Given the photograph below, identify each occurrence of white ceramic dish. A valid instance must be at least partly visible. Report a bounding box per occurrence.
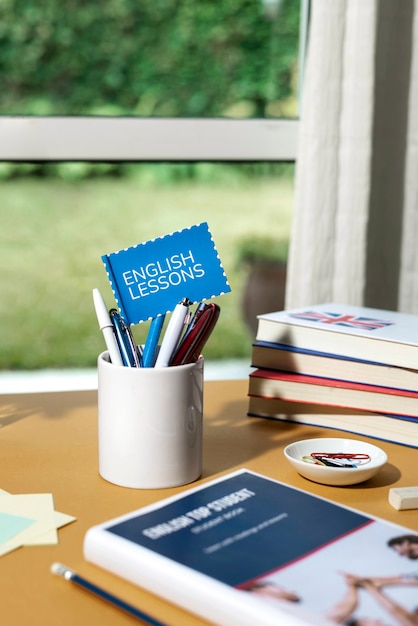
[284,437,387,486]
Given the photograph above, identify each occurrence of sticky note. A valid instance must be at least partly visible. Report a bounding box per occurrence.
[0,493,57,556]
[0,488,76,556]
[26,510,76,545]
[0,512,35,543]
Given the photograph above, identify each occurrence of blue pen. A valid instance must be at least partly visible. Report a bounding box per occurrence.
[141,314,165,367]
[109,309,141,368]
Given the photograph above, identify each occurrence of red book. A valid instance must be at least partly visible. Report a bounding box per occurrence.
[248,368,418,418]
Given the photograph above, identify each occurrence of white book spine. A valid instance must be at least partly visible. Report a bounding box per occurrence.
[83,527,322,626]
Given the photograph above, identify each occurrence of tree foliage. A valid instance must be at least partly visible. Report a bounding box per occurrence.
[0,0,300,118]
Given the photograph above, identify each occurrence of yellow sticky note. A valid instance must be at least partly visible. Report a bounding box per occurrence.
[25,510,76,546]
[0,489,77,555]
[0,493,57,556]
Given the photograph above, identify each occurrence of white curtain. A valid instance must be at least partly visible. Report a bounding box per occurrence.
[285,0,418,313]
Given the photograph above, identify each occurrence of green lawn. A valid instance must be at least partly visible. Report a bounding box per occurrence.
[1,166,293,369]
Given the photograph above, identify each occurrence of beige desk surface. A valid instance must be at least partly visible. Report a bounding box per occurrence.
[1,379,417,626]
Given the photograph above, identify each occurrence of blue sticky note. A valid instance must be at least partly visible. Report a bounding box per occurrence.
[0,512,35,544]
[102,222,231,325]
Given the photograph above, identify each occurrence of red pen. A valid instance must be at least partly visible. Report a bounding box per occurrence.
[170,303,220,366]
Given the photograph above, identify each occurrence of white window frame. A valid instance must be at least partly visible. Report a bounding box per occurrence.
[0,1,308,163]
[0,117,297,161]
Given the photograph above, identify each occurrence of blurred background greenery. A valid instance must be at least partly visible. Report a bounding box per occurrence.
[0,0,300,119]
[0,0,300,370]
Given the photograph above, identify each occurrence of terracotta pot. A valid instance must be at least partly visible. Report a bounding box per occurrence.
[241,260,287,337]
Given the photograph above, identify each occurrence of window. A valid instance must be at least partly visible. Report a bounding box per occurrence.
[0,1,308,372]
[0,0,306,160]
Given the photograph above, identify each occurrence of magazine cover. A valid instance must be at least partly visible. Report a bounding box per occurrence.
[85,470,418,626]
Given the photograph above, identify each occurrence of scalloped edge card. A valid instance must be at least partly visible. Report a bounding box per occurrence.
[102,222,231,325]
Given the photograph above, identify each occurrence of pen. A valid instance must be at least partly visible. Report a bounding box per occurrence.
[141,314,165,367]
[170,302,220,366]
[154,298,191,368]
[179,301,206,344]
[51,563,166,626]
[109,309,141,367]
[92,288,124,366]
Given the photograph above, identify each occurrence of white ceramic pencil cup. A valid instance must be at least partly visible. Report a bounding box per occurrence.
[97,351,204,489]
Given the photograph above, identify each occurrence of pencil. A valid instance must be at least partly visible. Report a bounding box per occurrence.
[51,562,166,626]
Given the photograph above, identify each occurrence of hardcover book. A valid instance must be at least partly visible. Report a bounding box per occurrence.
[251,341,418,392]
[247,397,418,448]
[256,303,418,370]
[84,469,418,626]
[248,369,418,418]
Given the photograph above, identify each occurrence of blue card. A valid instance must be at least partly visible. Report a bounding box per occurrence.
[102,222,231,325]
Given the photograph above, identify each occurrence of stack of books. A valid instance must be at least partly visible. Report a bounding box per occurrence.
[247,302,418,447]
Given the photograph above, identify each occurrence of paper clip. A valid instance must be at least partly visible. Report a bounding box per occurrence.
[302,455,326,466]
[310,453,370,461]
[303,452,371,468]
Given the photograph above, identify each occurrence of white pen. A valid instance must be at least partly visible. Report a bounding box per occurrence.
[154,298,191,367]
[92,288,124,366]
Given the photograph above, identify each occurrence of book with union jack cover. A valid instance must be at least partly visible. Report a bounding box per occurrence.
[256,303,418,370]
